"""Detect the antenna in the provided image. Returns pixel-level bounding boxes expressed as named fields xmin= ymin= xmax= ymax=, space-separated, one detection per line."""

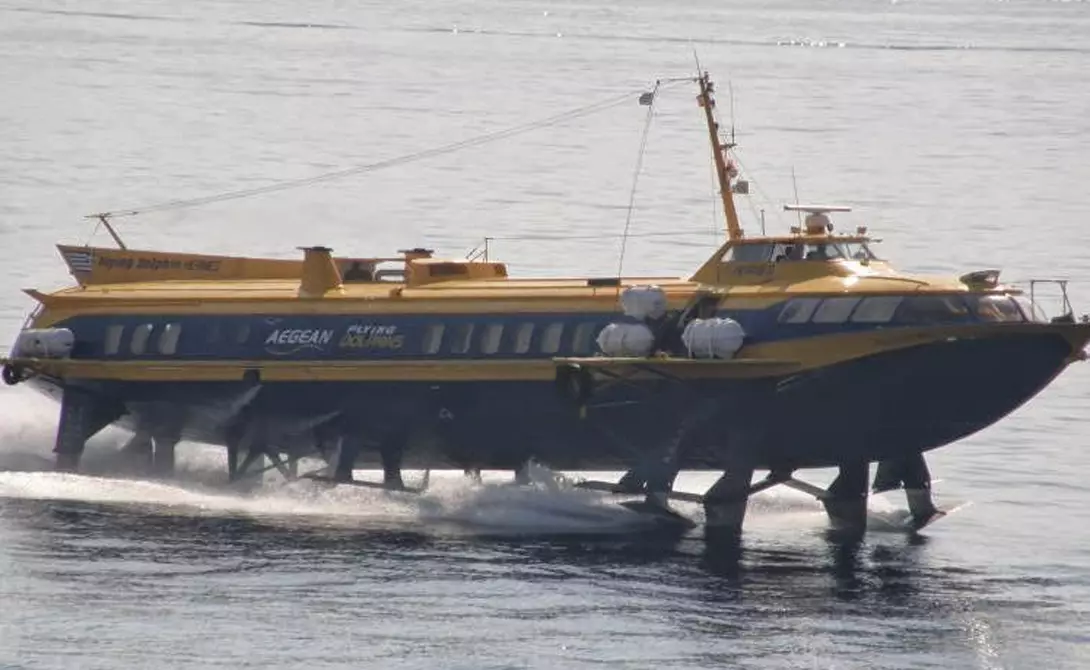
xmin=96 ymin=214 xmax=127 ymax=250
xmin=728 ymin=81 xmax=736 ymax=146
xmin=790 ymin=166 xmax=802 ymax=229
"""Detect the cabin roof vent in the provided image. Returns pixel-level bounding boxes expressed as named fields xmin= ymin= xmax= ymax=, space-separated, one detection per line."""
xmin=298 ymin=246 xmax=344 ymax=298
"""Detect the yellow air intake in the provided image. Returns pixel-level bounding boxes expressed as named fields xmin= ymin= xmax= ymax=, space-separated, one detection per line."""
xmin=298 ymin=246 xmax=344 ymax=298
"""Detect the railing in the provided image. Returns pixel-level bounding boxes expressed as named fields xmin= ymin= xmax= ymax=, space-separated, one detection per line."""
xmin=465 ymin=237 xmax=492 ymax=263
xmin=1027 ymin=279 xmax=1087 ymax=323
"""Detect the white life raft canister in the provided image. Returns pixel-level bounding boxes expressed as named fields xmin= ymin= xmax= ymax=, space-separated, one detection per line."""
xmin=681 ymin=318 xmax=744 ymax=359
xmin=596 ymin=322 xmax=655 ymax=357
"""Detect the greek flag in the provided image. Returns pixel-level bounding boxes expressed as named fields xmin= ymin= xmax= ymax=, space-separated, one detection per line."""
xmin=64 ymin=250 xmax=95 ymax=273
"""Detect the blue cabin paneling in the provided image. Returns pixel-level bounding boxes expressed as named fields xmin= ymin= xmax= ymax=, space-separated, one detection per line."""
xmin=55 ymin=292 xmax=1032 ymax=362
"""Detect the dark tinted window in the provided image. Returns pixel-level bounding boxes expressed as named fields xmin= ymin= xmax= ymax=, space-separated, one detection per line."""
xmin=450 ymin=324 xmax=474 ymax=354
xmin=423 ymin=324 xmax=445 ymax=354
xmin=1013 ymin=296 xmax=1048 ymax=323
xmin=812 ymin=297 xmax=862 ymax=323
xmin=851 ymin=296 xmax=902 ymax=323
xmin=894 ymin=296 xmax=971 ymax=324
xmin=514 ymin=323 xmax=534 ymax=354
xmin=480 ymin=324 xmax=503 ymax=354
xmin=729 ymin=244 xmax=774 ymax=263
xmin=969 ymin=295 xmax=1024 ymax=323
xmin=572 ymin=323 xmax=597 ymax=355
xmin=778 ymin=298 xmax=822 ymax=323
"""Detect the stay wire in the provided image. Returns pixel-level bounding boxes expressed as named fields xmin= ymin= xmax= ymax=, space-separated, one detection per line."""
xmin=615 ymin=81 xmax=661 ymax=285
xmin=88 ymin=83 xmax=688 ymax=222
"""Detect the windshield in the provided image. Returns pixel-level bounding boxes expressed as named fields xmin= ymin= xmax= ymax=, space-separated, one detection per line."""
xmin=772 ymin=241 xmax=878 ymax=262
xmin=1012 ymin=295 xmax=1049 ymax=323
xmin=726 ymin=240 xmax=881 ymax=263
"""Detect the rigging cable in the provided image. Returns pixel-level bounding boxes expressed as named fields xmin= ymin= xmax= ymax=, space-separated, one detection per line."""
xmin=614 ymin=80 xmax=661 ymax=284
xmin=731 ymin=147 xmax=790 ymax=232
xmin=88 ymin=82 xmax=687 ymax=222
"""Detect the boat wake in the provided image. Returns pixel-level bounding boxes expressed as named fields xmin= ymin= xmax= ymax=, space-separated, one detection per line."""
xmin=0 ymin=463 xmax=963 ymax=539
xmin=0 ymin=388 xmax=964 ymax=537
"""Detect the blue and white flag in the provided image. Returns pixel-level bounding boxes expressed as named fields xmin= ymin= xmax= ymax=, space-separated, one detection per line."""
xmin=63 ymin=249 xmax=95 ymax=274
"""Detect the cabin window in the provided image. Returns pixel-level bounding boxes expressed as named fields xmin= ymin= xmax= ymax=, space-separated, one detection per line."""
xmin=727 ymin=244 xmax=774 ymax=263
xmin=450 ymin=323 xmax=475 ymax=354
xmin=341 ymin=261 xmax=375 ymax=282
xmin=571 ymin=323 xmax=597 ymax=355
xmin=812 ymin=297 xmax=862 ymax=324
xmin=423 ymin=324 xmax=445 ymax=354
xmin=850 ymin=297 xmax=902 ymax=323
xmin=480 ymin=324 xmax=503 ymax=354
xmin=158 ymin=323 xmax=182 ymax=355
xmin=840 ymin=243 xmax=877 ymax=261
xmin=1013 ymin=296 xmax=1048 ymax=323
xmin=514 ymin=323 xmax=534 ymax=354
xmin=235 ymin=322 xmax=251 ymax=345
xmin=104 ymin=325 xmax=124 ymax=355
xmin=770 ymin=242 xmax=877 ymax=263
xmin=894 ymin=296 xmax=971 ymax=324
xmin=804 ymin=244 xmax=841 ymax=261
xmin=969 ymin=295 xmax=1023 ymax=323
xmin=778 ymin=298 xmax=822 ymax=324
xmin=376 ymin=269 xmax=406 ymax=282
xmin=131 ymin=324 xmax=153 ymax=355
xmin=772 ymin=243 xmax=803 ymax=262
xmin=540 ymin=323 xmax=564 ymax=354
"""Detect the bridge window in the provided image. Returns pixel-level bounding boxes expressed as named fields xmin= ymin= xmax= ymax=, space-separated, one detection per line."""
xmin=480 ymin=323 xmax=503 ymax=354
xmin=541 ymin=323 xmax=564 ymax=354
xmin=514 ymin=323 xmax=534 ymax=354
xmin=727 ymin=244 xmax=774 ymax=263
xmin=894 ymin=296 xmax=971 ymax=324
xmin=423 ymin=324 xmax=445 ymax=354
xmin=450 ymin=323 xmax=474 ymax=354
xmin=1013 ymin=296 xmax=1048 ymax=323
xmin=158 ymin=323 xmax=182 ymax=355
xmin=850 ymin=296 xmax=902 ymax=323
xmin=104 ymin=325 xmax=124 ymax=355
xmin=778 ymin=298 xmax=822 ymax=323
xmin=572 ymin=323 xmax=597 ymax=355
xmin=840 ymin=242 xmax=877 ymax=261
xmin=969 ymin=295 xmax=1023 ymax=323
xmin=131 ymin=324 xmax=153 ymax=355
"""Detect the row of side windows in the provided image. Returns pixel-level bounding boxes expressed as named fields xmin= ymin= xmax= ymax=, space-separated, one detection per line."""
xmin=422 ymin=322 xmax=599 ymax=356
xmin=103 ymin=323 xmax=183 ymax=356
xmin=777 ymin=294 xmax=1027 ymax=325
xmin=98 ymin=320 xmax=605 ymax=357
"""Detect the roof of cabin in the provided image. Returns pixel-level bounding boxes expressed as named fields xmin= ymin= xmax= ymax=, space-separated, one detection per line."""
xmin=29 ymin=270 xmax=1012 ymax=307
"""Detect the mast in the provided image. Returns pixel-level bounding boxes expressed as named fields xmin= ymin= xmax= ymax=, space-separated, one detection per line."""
xmin=696 ymin=72 xmax=743 ymax=241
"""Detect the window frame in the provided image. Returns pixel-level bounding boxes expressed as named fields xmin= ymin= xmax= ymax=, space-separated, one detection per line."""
xmin=480 ymin=323 xmax=504 ymax=354
xmin=514 ymin=323 xmax=535 ymax=354
xmin=811 ymin=297 xmax=863 ymax=324
xmin=104 ymin=324 xmax=124 ymax=356
xmin=850 ymin=296 xmax=903 ymax=323
xmin=158 ymin=323 xmax=182 ymax=355
xmin=778 ymin=298 xmax=823 ymax=324
xmin=571 ymin=322 xmax=598 ymax=355
xmin=422 ymin=324 xmax=445 ymax=354
xmin=131 ymin=324 xmax=153 ymax=355
xmin=450 ymin=323 xmax=475 ymax=355
xmin=540 ymin=323 xmax=564 ymax=355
